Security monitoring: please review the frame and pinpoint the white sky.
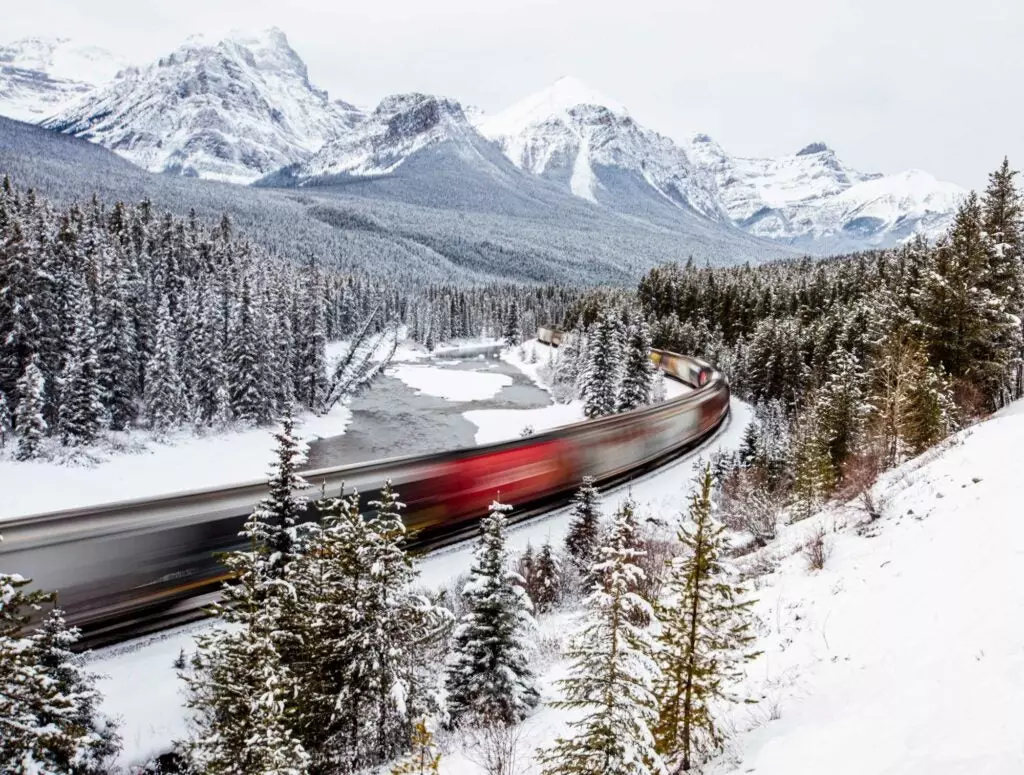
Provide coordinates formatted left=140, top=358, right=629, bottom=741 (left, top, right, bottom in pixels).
left=6, top=0, right=1022, bottom=189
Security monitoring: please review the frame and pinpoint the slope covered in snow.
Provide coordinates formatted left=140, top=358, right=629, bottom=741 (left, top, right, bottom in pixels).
left=43, top=28, right=363, bottom=183
left=719, top=407, right=1024, bottom=775
left=0, top=37, right=127, bottom=122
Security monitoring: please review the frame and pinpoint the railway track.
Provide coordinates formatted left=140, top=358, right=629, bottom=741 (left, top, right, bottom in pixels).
left=1, top=338, right=730, bottom=649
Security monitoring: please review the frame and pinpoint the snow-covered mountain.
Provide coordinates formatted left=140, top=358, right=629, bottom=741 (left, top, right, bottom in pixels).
left=682, top=135, right=963, bottom=248
left=285, top=93, right=479, bottom=180
left=479, top=76, right=724, bottom=222
left=43, top=28, right=363, bottom=183
left=0, top=37, right=127, bottom=122
left=484, top=78, right=965, bottom=250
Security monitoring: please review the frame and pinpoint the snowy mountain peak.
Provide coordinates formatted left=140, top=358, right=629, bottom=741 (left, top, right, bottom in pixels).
left=284, top=92, right=477, bottom=181
left=44, top=30, right=363, bottom=183
left=0, top=37, right=127, bottom=122
left=796, top=141, right=832, bottom=156
left=480, top=75, right=627, bottom=140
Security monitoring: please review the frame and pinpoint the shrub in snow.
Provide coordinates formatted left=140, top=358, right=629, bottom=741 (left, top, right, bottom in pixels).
left=390, top=719, right=442, bottom=774
left=803, top=523, right=832, bottom=571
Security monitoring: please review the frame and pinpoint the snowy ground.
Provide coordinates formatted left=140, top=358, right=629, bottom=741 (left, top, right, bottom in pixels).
left=0, top=405, right=353, bottom=520
left=389, top=363, right=513, bottom=402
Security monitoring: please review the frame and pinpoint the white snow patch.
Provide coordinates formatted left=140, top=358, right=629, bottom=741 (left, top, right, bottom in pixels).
left=0, top=405, right=351, bottom=520
left=388, top=364, right=513, bottom=402
left=570, top=135, right=598, bottom=203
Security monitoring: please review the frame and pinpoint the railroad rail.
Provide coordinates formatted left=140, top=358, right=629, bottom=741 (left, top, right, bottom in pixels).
left=0, top=332, right=730, bottom=647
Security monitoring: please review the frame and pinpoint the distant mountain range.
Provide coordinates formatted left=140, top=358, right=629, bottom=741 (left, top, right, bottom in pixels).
left=0, top=27, right=967, bottom=270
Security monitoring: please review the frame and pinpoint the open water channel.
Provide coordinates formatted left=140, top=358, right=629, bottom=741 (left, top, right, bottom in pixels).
left=305, top=349, right=552, bottom=468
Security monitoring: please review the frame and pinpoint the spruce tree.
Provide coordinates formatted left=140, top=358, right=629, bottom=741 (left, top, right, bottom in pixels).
left=532, top=540, right=561, bottom=614
left=0, top=391, right=10, bottom=449
left=145, top=296, right=189, bottom=433
left=249, top=411, right=309, bottom=579
left=0, top=574, right=121, bottom=773
left=564, top=477, right=602, bottom=572
left=446, top=500, right=539, bottom=727
left=789, top=409, right=834, bottom=522
left=57, top=295, right=104, bottom=446
left=618, top=317, right=655, bottom=412
left=538, top=507, right=665, bottom=775
left=14, top=357, right=47, bottom=460
left=185, top=428, right=311, bottom=773
left=653, top=466, right=759, bottom=772
left=503, top=299, right=522, bottom=348
left=581, top=310, right=622, bottom=419
left=95, top=254, right=136, bottom=430
left=228, top=278, right=271, bottom=425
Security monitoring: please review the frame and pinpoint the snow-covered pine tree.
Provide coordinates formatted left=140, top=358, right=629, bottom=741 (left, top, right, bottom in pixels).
left=145, top=296, right=189, bottom=433
left=446, top=500, right=539, bottom=727
left=0, top=571, right=121, bottom=773
left=228, top=277, right=271, bottom=425
left=538, top=505, right=666, bottom=775
left=581, top=310, right=623, bottom=419
left=14, top=357, right=47, bottom=460
left=57, top=294, right=104, bottom=446
left=503, top=299, right=522, bottom=348
left=532, top=540, right=561, bottom=614
left=618, top=316, right=655, bottom=412
left=23, top=607, right=122, bottom=772
left=789, top=408, right=834, bottom=522
left=0, top=391, right=10, bottom=448
left=95, top=251, right=136, bottom=431
left=564, top=476, right=602, bottom=573
left=187, top=573, right=310, bottom=775
left=347, top=481, right=448, bottom=765
left=185, top=425, right=312, bottom=772
left=249, top=411, right=309, bottom=579
left=737, top=420, right=759, bottom=468
left=814, top=348, right=867, bottom=475
left=653, top=466, right=759, bottom=772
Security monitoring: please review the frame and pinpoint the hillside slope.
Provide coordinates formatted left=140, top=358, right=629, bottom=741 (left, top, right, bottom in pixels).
left=723, top=406, right=1024, bottom=774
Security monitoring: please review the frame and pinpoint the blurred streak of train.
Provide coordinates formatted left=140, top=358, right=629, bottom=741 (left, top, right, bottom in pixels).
left=0, top=331, right=729, bottom=641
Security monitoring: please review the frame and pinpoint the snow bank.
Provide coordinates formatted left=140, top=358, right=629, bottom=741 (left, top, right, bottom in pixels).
left=0, top=406, right=350, bottom=520
left=388, top=364, right=513, bottom=402
left=718, top=408, right=1024, bottom=775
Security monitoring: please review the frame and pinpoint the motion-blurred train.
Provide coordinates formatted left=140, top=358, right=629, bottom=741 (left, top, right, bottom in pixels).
left=0, top=331, right=729, bottom=643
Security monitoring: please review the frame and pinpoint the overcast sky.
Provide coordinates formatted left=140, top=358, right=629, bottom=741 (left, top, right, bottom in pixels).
left=6, top=0, right=1021, bottom=189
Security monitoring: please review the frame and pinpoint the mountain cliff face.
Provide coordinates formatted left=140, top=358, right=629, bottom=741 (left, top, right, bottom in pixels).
left=0, top=37, right=126, bottom=122
left=42, top=28, right=362, bottom=183
left=285, top=93, right=479, bottom=180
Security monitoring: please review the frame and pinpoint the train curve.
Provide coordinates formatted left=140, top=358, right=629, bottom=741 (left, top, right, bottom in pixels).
left=0, top=333, right=730, bottom=647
